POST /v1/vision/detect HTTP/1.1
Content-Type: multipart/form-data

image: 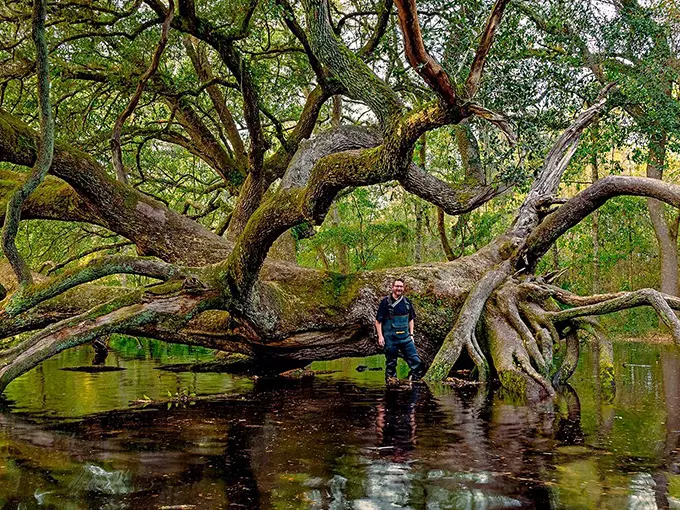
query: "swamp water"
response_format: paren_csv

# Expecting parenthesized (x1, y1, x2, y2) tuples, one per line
(0, 338, 678, 509)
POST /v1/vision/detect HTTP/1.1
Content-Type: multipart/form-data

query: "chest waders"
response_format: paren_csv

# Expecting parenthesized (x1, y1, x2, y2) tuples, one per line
(382, 297, 424, 381)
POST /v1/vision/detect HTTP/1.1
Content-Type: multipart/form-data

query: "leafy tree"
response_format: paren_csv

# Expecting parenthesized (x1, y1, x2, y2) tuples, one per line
(0, 0, 678, 398)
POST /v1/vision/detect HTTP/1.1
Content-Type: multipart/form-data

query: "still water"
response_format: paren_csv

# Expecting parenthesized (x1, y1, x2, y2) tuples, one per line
(0, 338, 678, 509)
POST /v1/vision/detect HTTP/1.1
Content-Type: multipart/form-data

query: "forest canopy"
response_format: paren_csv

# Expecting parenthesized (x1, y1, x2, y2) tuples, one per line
(0, 0, 678, 398)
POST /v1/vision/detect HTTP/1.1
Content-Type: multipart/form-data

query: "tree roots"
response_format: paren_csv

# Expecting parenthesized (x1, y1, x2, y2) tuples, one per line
(426, 269, 680, 399)
(424, 260, 512, 382)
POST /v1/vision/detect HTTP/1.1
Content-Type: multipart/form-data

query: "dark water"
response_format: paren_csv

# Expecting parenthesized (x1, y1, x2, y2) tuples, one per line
(0, 339, 679, 509)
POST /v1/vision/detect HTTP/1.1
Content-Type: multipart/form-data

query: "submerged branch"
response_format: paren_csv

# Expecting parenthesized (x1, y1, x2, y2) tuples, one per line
(424, 260, 513, 382)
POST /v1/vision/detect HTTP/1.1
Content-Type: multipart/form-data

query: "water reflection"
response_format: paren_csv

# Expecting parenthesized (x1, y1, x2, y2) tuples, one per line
(0, 341, 679, 508)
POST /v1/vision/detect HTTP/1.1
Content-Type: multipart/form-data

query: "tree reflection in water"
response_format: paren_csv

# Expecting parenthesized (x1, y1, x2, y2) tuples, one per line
(1, 343, 680, 508)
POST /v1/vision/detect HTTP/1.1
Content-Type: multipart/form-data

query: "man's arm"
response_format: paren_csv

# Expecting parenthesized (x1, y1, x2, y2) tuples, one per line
(376, 320, 384, 347)
(409, 318, 414, 341)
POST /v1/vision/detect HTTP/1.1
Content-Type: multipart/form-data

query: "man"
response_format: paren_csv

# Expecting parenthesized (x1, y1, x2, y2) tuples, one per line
(375, 278, 424, 383)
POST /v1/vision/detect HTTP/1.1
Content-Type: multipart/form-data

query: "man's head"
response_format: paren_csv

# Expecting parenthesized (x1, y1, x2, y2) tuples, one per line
(391, 278, 405, 297)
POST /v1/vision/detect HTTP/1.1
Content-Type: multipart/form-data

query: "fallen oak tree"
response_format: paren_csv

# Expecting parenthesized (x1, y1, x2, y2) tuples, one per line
(1, 0, 679, 399)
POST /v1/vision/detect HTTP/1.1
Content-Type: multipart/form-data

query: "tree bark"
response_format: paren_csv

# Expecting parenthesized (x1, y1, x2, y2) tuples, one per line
(0, 110, 232, 265)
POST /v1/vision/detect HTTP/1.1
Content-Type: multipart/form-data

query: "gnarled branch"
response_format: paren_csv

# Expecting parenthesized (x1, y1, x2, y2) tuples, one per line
(524, 176, 680, 269)
(303, 0, 403, 130)
(465, 0, 510, 98)
(110, 1, 174, 182)
(394, 0, 457, 107)
(3, 255, 189, 317)
(2, 0, 54, 288)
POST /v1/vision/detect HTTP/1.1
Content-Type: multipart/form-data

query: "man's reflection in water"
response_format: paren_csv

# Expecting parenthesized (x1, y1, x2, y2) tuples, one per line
(366, 384, 428, 507)
(375, 384, 423, 461)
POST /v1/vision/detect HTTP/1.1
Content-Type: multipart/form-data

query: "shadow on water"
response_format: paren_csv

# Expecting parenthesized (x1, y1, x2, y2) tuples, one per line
(1, 341, 680, 508)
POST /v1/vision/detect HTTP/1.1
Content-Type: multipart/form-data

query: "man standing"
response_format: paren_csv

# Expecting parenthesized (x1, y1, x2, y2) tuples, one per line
(375, 278, 424, 382)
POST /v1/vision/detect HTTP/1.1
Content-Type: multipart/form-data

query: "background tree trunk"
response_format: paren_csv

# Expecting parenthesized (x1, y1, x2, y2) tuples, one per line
(591, 152, 600, 294)
(414, 134, 426, 263)
(646, 133, 679, 296)
(414, 202, 423, 263)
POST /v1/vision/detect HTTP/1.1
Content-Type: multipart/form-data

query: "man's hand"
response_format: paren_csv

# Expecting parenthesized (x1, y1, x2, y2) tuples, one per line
(378, 335, 385, 347)
(410, 334, 415, 344)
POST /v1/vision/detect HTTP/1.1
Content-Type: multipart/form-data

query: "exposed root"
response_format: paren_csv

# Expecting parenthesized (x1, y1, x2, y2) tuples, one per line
(486, 280, 680, 396)
(549, 287, 680, 343)
(484, 302, 555, 398)
(496, 281, 547, 374)
(424, 260, 512, 382)
(519, 301, 559, 368)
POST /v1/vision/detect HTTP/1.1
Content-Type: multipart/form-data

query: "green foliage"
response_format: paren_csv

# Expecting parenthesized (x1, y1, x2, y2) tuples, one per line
(0, 0, 678, 341)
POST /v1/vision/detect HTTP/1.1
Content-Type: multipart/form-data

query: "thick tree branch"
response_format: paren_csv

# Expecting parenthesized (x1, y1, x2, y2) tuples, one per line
(524, 176, 680, 268)
(400, 163, 510, 215)
(278, 124, 510, 216)
(219, 99, 482, 298)
(274, 0, 327, 83)
(3, 255, 188, 317)
(513, 84, 615, 236)
(0, 109, 231, 265)
(394, 0, 457, 107)
(303, 0, 403, 130)
(465, 0, 510, 98)
(0, 169, 106, 226)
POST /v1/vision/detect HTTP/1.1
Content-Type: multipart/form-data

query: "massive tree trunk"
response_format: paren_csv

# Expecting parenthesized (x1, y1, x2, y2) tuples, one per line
(3, 91, 680, 399)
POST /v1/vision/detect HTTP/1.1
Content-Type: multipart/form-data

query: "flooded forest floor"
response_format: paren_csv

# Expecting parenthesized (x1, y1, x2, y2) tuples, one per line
(0, 338, 679, 509)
